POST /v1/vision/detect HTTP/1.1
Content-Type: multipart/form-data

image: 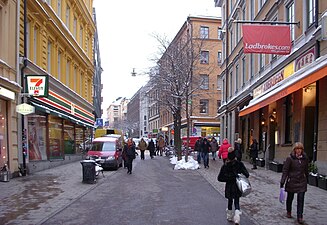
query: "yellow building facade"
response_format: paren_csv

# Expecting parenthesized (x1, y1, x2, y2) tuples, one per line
(18, 0, 95, 174)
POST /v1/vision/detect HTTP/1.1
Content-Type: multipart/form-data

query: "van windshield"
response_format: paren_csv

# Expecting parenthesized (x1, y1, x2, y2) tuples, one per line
(91, 142, 116, 152)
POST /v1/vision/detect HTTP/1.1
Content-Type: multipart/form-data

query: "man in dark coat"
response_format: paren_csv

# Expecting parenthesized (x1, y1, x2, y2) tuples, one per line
(250, 139, 258, 169)
(201, 138, 211, 168)
(148, 139, 155, 159)
(194, 137, 202, 163)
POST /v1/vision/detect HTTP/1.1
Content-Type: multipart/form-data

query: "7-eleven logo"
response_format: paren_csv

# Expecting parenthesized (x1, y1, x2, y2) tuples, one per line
(26, 76, 47, 96)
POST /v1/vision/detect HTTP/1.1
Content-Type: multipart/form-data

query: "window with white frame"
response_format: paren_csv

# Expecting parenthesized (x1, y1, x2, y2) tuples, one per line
(73, 17, 77, 37)
(218, 51, 222, 65)
(200, 51, 209, 64)
(286, 1, 295, 41)
(200, 74, 209, 90)
(217, 75, 222, 90)
(66, 59, 70, 86)
(308, 0, 316, 26)
(200, 99, 209, 114)
(200, 26, 209, 39)
(80, 26, 83, 47)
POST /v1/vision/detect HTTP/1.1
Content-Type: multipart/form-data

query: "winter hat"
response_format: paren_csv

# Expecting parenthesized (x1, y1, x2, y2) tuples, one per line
(227, 147, 235, 160)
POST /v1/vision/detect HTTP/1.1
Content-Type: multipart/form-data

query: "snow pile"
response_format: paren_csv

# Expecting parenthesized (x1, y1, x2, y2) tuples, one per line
(170, 156, 199, 170)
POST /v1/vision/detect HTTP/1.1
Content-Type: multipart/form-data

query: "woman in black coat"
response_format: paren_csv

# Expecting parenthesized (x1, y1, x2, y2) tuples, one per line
(280, 142, 309, 224)
(148, 139, 155, 159)
(218, 147, 249, 224)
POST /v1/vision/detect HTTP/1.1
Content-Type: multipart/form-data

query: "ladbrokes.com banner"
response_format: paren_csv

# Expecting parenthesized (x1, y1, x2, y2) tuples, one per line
(242, 25, 291, 55)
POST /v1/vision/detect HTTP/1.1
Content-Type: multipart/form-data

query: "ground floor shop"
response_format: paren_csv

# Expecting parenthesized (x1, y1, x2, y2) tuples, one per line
(239, 53, 327, 175)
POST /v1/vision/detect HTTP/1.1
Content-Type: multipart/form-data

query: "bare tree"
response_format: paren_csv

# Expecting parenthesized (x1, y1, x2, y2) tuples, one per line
(148, 30, 217, 161)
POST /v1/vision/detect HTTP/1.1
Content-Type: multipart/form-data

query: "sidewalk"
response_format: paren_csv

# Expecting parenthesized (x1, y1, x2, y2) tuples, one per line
(0, 155, 326, 225)
(198, 156, 327, 225)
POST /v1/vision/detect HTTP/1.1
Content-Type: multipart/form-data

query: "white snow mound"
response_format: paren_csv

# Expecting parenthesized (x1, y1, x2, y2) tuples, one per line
(170, 156, 199, 170)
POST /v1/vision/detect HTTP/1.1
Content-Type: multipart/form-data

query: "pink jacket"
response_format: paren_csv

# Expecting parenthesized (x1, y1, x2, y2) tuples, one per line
(218, 139, 231, 160)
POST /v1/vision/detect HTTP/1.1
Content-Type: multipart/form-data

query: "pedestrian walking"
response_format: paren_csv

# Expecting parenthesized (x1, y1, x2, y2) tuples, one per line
(218, 147, 249, 225)
(280, 142, 309, 224)
(218, 138, 231, 164)
(234, 138, 243, 161)
(250, 139, 258, 169)
(194, 137, 202, 163)
(210, 137, 219, 161)
(158, 136, 165, 156)
(148, 139, 155, 159)
(138, 138, 148, 160)
(123, 138, 136, 174)
(201, 138, 211, 168)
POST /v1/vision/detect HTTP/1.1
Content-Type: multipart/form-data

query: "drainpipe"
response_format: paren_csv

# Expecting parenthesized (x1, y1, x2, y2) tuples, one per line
(313, 0, 319, 162)
(20, 0, 28, 176)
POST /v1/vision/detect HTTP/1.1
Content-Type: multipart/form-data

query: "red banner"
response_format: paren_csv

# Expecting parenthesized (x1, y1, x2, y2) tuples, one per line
(242, 25, 291, 55)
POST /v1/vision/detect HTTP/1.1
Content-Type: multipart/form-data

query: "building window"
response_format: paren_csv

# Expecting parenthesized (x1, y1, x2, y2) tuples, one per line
(229, 71, 233, 98)
(259, 54, 265, 71)
(218, 27, 223, 40)
(200, 99, 209, 114)
(217, 75, 222, 90)
(33, 26, 38, 64)
(250, 54, 254, 78)
(57, 0, 61, 18)
(80, 26, 83, 47)
(200, 74, 209, 90)
(217, 100, 222, 112)
(65, 5, 70, 29)
(47, 41, 52, 73)
(66, 59, 70, 86)
(73, 17, 77, 37)
(200, 51, 209, 64)
(242, 57, 246, 87)
(200, 26, 209, 39)
(218, 51, 222, 65)
(235, 64, 239, 93)
(57, 50, 61, 80)
(308, 0, 316, 26)
(286, 2, 295, 41)
(73, 65, 77, 90)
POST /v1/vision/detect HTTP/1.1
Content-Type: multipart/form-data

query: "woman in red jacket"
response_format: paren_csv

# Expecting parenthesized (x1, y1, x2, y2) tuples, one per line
(218, 138, 231, 163)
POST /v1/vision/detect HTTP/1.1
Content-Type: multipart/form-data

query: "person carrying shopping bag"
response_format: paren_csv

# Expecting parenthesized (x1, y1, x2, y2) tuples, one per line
(280, 142, 309, 224)
(218, 147, 249, 225)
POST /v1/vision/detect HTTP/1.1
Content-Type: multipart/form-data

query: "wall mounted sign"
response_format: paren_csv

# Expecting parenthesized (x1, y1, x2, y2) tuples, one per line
(25, 75, 49, 97)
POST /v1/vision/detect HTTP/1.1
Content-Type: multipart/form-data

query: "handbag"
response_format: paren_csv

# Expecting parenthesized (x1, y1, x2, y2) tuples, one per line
(236, 173, 252, 197)
(279, 188, 287, 204)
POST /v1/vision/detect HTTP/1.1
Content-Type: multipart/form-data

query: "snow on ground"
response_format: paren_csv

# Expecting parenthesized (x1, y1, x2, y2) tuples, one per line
(170, 156, 200, 170)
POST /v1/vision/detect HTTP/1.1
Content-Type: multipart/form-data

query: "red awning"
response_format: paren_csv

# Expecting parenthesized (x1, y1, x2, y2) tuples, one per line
(239, 56, 327, 117)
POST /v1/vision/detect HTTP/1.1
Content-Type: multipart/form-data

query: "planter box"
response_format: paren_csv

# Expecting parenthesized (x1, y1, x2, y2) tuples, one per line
(269, 162, 283, 173)
(308, 173, 318, 186)
(256, 158, 265, 167)
(318, 175, 327, 190)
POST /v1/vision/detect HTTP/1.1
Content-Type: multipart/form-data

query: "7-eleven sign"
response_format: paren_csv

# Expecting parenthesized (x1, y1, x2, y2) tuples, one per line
(25, 75, 49, 97)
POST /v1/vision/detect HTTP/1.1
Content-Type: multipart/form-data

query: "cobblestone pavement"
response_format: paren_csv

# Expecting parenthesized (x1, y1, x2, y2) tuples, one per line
(197, 156, 327, 225)
(0, 154, 326, 225)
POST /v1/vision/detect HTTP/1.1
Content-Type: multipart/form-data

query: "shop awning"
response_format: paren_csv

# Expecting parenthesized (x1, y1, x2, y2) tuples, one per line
(31, 101, 95, 128)
(239, 55, 327, 117)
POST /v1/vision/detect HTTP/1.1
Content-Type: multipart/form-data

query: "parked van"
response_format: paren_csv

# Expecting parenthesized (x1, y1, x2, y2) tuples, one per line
(182, 136, 202, 151)
(86, 136, 123, 170)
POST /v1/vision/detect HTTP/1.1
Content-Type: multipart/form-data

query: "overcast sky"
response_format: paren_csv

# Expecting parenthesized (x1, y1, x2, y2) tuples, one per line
(93, 1, 221, 119)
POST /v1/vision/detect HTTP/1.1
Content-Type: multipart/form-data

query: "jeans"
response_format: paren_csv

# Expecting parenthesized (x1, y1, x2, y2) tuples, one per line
(201, 152, 209, 167)
(228, 197, 240, 210)
(212, 151, 217, 159)
(126, 157, 134, 173)
(286, 192, 305, 218)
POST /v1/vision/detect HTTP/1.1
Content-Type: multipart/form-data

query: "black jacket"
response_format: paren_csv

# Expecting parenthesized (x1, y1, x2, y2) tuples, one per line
(218, 159, 249, 199)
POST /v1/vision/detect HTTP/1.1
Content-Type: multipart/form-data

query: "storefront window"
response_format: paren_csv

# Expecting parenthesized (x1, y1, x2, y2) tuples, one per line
(75, 126, 84, 154)
(49, 115, 64, 159)
(0, 99, 8, 168)
(28, 115, 47, 160)
(64, 121, 75, 154)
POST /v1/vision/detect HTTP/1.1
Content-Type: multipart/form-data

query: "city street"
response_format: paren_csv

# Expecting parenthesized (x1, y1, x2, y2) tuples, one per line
(1, 152, 327, 225)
